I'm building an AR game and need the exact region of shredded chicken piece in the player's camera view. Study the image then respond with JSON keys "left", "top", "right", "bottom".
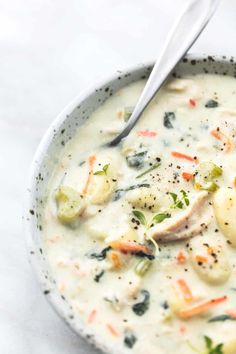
{"left": 149, "top": 191, "right": 210, "bottom": 241}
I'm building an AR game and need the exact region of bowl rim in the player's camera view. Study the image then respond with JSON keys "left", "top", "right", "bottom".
{"left": 24, "top": 53, "right": 235, "bottom": 354}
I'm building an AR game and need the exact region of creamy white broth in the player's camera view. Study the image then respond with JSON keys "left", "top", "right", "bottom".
{"left": 43, "top": 74, "right": 236, "bottom": 354}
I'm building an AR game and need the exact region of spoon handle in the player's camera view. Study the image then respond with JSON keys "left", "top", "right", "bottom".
{"left": 109, "top": 0, "right": 220, "bottom": 146}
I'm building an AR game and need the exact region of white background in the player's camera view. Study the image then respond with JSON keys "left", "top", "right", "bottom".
{"left": 0, "top": 0, "right": 235, "bottom": 353}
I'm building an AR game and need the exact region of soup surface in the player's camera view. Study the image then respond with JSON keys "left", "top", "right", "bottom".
{"left": 43, "top": 74, "right": 236, "bottom": 354}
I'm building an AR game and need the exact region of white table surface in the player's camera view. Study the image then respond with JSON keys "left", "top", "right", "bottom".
{"left": 1, "top": 0, "right": 236, "bottom": 353}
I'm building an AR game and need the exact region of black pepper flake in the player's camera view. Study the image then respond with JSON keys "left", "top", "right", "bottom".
{"left": 29, "top": 209, "right": 35, "bottom": 215}
{"left": 44, "top": 290, "right": 50, "bottom": 295}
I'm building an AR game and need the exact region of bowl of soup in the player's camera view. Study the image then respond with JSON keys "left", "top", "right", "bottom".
{"left": 26, "top": 55, "right": 236, "bottom": 354}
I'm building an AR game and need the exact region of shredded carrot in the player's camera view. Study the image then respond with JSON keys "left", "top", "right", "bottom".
{"left": 177, "top": 279, "right": 194, "bottom": 303}
{"left": 210, "top": 129, "right": 233, "bottom": 152}
{"left": 82, "top": 155, "right": 96, "bottom": 195}
{"left": 179, "top": 296, "right": 227, "bottom": 319}
{"left": 225, "top": 309, "right": 236, "bottom": 319}
{"left": 88, "top": 309, "right": 97, "bottom": 324}
{"left": 109, "top": 240, "right": 151, "bottom": 255}
{"left": 106, "top": 324, "right": 119, "bottom": 337}
{"left": 176, "top": 250, "right": 187, "bottom": 264}
{"left": 171, "top": 151, "right": 199, "bottom": 164}
{"left": 138, "top": 130, "right": 157, "bottom": 137}
{"left": 182, "top": 172, "right": 194, "bottom": 181}
{"left": 189, "top": 98, "right": 196, "bottom": 107}
{"left": 195, "top": 255, "right": 208, "bottom": 263}
{"left": 109, "top": 251, "right": 123, "bottom": 269}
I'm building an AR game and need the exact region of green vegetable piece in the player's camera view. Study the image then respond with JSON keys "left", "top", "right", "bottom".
{"left": 135, "top": 259, "right": 153, "bottom": 276}
{"left": 163, "top": 112, "right": 176, "bottom": 129}
{"left": 205, "top": 99, "right": 219, "bottom": 108}
{"left": 113, "top": 183, "right": 150, "bottom": 201}
{"left": 203, "top": 336, "right": 224, "bottom": 354}
{"left": 132, "top": 289, "right": 150, "bottom": 316}
{"left": 94, "top": 270, "right": 105, "bottom": 283}
{"left": 55, "top": 186, "right": 85, "bottom": 224}
{"left": 136, "top": 162, "right": 161, "bottom": 179}
{"left": 124, "top": 333, "right": 137, "bottom": 349}
{"left": 94, "top": 164, "right": 110, "bottom": 175}
{"left": 194, "top": 162, "right": 222, "bottom": 192}
{"left": 88, "top": 247, "right": 112, "bottom": 261}
{"left": 126, "top": 151, "right": 147, "bottom": 169}
{"left": 209, "top": 314, "right": 236, "bottom": 322}
{"left": 124, "top": 106, "right": 134, "bottom": 122}
{"left": 152, "top": 213, "right": 171, "bottom": 224}
{"left": 132, "top": 210, "right": 147, "bottom": 227}
{"left": 169, "top": 190, "right": 189, "bottom": 209}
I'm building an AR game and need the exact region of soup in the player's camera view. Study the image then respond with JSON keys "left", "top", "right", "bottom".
{"left": 43, "top": 74, "right": 236, "bottom": 354}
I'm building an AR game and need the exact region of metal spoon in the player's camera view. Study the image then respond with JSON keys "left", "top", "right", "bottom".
{"left": 108, "top": 0, "right": 220, "bottom": 146}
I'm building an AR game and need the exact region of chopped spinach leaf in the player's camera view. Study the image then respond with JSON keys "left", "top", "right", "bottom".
{"left": 132, "top": 289, "right": 150, "bottom": 316}
{"left": 163, "top": 112, "right": 176, "bottom": 129}
{"left": 89, "top": 247, "right": 111, "bottom": 261}
{"left": 113, "top": 183, "right": 150, "bottom": 201}
{"left": 136, "top": 162, "right": 161, "bottom": 179}
{"left": 209, "top": 314, "right": 236, "bottom": 322}
{"left": 124, "top": 333, "right": 137, "bottom": 349}
{"left": 94, "top": 270, "right": 104, "bottom": 283}
{"left": 135, "top": 251, "right": 155, "bottom": 260}
{"left": 126, "top": 151, "right": 147, "bottom": 168}
{"left": 205, "top": 99, "right": 219, "bottom": 108}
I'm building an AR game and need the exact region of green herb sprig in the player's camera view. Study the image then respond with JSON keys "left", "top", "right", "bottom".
{"left": 169, "top": 190, "right": 189, "bottom": 209}
{"left": 204, "top": 336, "right": 223, "bottom": 354}
{"left": 94, "top": 164, "right": 109, "bottom": 176}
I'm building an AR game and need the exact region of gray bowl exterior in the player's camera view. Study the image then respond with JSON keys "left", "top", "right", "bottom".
{"left": 25, "top": 54, "right": 236, "bottom": 354}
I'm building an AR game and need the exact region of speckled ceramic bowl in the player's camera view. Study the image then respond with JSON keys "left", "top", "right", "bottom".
{"left": 25, "top": 54, "right": 236, "bottom": 354}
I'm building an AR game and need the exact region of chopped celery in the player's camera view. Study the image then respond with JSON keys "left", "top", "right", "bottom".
{"left": 124, "top": 106, "right": 134, "bottom": 122}
{"left": 135, "top": 259, "right": 153, "bottom": 276}
{"left": 194, "top": 162, "right": 222, "bottom": 192}
{"left": 55, "top": 186, "right": 85, "bottom": 224}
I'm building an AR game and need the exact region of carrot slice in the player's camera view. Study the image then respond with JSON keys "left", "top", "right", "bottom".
{"left": 83, "top": 155, "right": 96, "bottom": 195}
{"left": 211, "top": 129, "right": 233, "bottom": 152}
{"left": 88, "top": 309, "right": 97, "bottom": 324}
{"left": 179, "top": 296, "right": 227, "bottom": 319}
{"left": 182, "top": 172, "right": 194, "bottom": 181}
{"left": 171, "top": 151, "right": 199, "bottom": 164}
{"left": 176, "top": 250, "right": 187, "bottom": 264}
{"left": 189, "top": 98, "right": 196, "bottom": 107}
{"left": 138, "top": 130, "right": 157, "bottom": 137}
{"left": 109, "top": 240, "right": 151, "bottom": 255}
{"left": 109, "top": 251, "right": 123, "bottom": 269}
{"left": 177, "top": 279, "right": 194, "bottom": 303}
{"left": 106, "top": 324, "right": 119, "bottom": 337}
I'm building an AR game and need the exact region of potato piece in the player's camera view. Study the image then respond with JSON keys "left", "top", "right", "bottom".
{"left": 88, "top": 174, "right": 116, "bottom": 204}
{"left": 189, "top": 236, "right": 231, "bottom": 285}
{"left": 88, "top": 162, "right": 117, "bottom": 204}
{"left": 213, "top": 188, "right": 236, "bottom": 247}
{"left": 126, "top": 187, "right": 159, "bottom": 212}
{"left": 55, "top": 186, "right": 85, "bottom": 224}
